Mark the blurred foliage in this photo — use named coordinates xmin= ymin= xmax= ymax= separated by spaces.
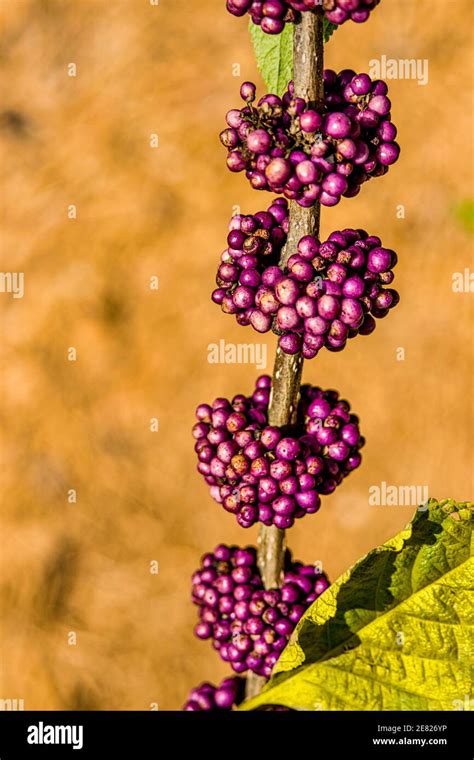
xmin=455 ymin=200 xmax=474 ymax=234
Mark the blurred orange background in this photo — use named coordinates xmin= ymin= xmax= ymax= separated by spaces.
xmin=0 ymin=0 xmax=472 ymax=710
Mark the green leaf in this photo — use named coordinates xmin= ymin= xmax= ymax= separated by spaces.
xmin=323 ymin=19 xmax=337 ymax=43
xmin=249 ymin=21 xmax=294 ymax=96
xmin=249 ymin=20 xmax=337 ymax=97
xmin=241 ymin=499 xmax=474 ymax=711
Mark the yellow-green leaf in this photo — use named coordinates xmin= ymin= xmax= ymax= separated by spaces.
xmin=241 ymin=499 xmax=474 ymax=711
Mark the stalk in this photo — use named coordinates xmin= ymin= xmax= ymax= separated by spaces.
xmin=245 ymin=8 xmax=324 ymax=699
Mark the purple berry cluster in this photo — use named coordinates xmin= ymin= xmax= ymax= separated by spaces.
xmin=212 ymin=199 xmax=289 ymax=330
xmin=192 ymin=544 xmax=330 ymax=677
xmin=226 ymin=0 xmax=381 ymax=33
xmin=221 ymin=73 xmax=399 ymax=207
xmin=213 ymin=222 xmax=399 ymax=357
xmin=324 ymin=0 xmax=381 ymax=25
xmin=184 ymin=675 xmax=245 ymax=711
xmin=192 ymin=375 xmax=363 ymax=529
